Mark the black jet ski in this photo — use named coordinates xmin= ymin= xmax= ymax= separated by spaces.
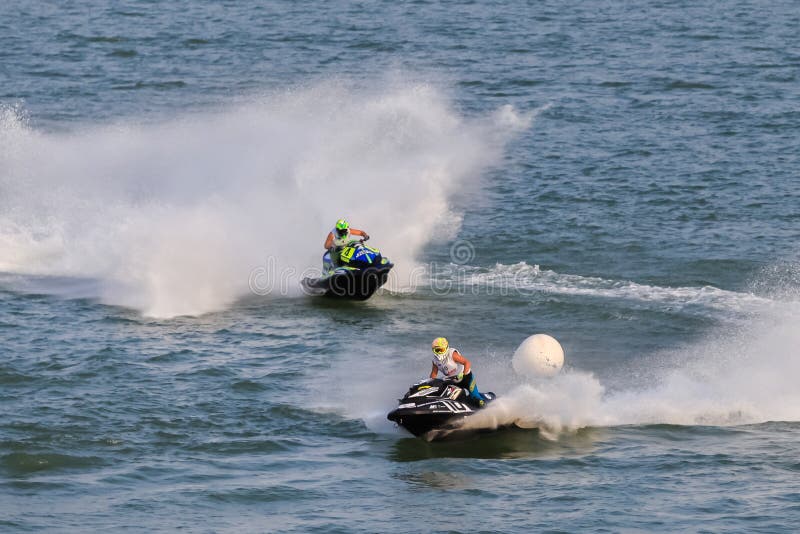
xmin=301 ymin=238 xmax=393 ymax=300
xmin=387 ymin=378 xmax=496 ymax=440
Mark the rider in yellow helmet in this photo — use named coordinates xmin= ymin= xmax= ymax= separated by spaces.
xmin=430 ymin=337 xmax=488 ymax=407
xmin=324 ymin=219 xmax=369 ymax=266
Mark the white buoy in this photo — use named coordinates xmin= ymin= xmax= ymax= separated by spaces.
xmin=512 ymin=333 xmax=565 ymax=378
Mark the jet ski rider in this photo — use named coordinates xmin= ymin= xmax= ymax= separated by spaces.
xmin=430 ymin=337 xmax=488 ymax=407
xmin=324 ymin=219 xmax=369 ymax=267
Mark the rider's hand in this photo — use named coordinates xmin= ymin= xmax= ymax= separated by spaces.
xmin=456 ymin=372 xmax=464 ymax=382
xmin=363 ymin=234 xmax=370 ymax=241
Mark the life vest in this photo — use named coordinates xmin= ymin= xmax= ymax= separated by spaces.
xmin=432 ymin=347 xmax=464 ymax=378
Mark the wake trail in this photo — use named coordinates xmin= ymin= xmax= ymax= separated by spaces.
xmin=431 ymin=261 xmax=791 ymax=318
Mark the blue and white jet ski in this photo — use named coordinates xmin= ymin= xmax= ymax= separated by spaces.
xmin=301 ymin=237 xmax=393 ymax=300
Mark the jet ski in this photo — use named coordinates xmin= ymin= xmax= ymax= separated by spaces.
xmin=387 ymin=378 xmax=496 ymax=440
xmin=301 ymin=238 xmax=393 ymax=300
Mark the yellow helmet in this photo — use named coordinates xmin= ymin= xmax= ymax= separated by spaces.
xmin=432 ymin=337 xmax=449 ymax=357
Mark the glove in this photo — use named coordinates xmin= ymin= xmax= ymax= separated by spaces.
xmin=363 ymin=234 xmax=370 ymax=241
xmin=456 ymin=372 xmax=464 ymax=382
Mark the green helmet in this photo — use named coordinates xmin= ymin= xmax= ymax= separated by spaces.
xmin=335 ymin=219 xmax=350 ymax=237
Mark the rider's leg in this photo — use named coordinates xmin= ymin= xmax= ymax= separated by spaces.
xmin=327 ymin=248 xmax=341 ymax=268
xmin=461 ymin=372 xmax=487 ymax=406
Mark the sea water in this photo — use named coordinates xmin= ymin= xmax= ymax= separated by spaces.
xmin=2 ymin=1 xmax=799 ymax=531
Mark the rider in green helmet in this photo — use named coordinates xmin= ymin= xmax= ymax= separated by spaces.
xmin=324 ymin=219 xmax=369 ymax=267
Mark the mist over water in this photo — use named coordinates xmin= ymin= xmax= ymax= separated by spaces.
xmin=0 ymin=82 xmax=529 ymax=316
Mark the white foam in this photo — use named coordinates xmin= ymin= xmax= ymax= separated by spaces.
xmin=458 ymin=297 xmax=800 ymax=438
xmin=458 ymin=371 xmax=607 ymax=440
xmin=602 ymin=307 xmax=800 ymax=426
xmin=0 ymin=82 xmax=530 ymax=316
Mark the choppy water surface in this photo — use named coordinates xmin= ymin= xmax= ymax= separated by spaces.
xmin=2 ymin=1 xmax=800 ymax=531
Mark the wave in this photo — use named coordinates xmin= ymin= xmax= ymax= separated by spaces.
xmin=0 ymin=82 xmax=532 ymax=316
xmin=428 ymin=261 xmax=786 ymax=318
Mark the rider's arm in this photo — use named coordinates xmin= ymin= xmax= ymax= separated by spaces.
xmin=324 ymin=232 xmax=334 ymax=249
xmin=350 ymin=228 xmax=369 ymax=239
xmin=452 ymin=351 xmax=471 ymax=374
xmin=430 ymin=362 xmax=438 ymax=379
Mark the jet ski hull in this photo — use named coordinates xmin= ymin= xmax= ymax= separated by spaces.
xmin=387 ymin=379 xmax=496 ymax=440
xmin=301 ymin=264 xmax=393 ymax=300
xmin=387 ymin=408 xmax=470 ymax=438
